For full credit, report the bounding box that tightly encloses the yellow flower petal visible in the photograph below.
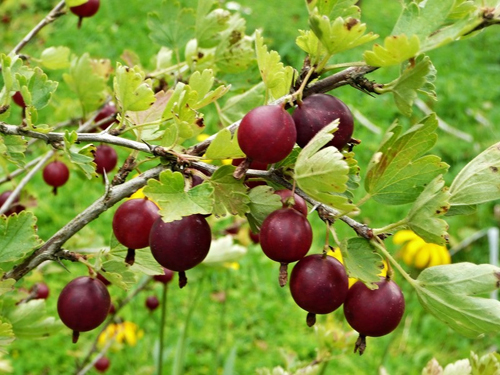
[223,262,240,270]
[413,246,431,269]
[197,134,210,142]
[393,230,419,245]
[221,159,232,165]
[400,237,426,266]
[327,248,343,264]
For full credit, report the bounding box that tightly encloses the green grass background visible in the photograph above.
[1,0,499,374]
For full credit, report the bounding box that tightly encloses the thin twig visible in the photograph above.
[0,156,43,185]
[0,150,54,215]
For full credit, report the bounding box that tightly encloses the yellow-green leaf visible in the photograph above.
[364,34,420,67]
[114,64,156,113]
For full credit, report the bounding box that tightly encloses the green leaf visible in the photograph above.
[109,235,164,276]
[341,238,384,289]
[144,170,214,222]
[63,53,107,116]
[365,115,449,205]
[0,135,27,168]
[255,31,295,101]
[246,186,282,233]
[1,54,32,104]
[470,352,500,375]
[392,0,456,43]
[127,90,172,141]
[188,69,230,109]
[295,121,356,213]
[363,34,420,67]
[114,64,156,113]
[66,0,88,6]
[0,321,14,353]
[377,55,437,116]
[295,30,327,65]
[344,151,360,196]
[449,142,500,206]
[40,46,71,70]
[6,299,63,339]
[220,83,265,127]
[446,204,476,217]
[147,1,195,51]
[414,262,500,338]
[207,165,250,217]
[63,131,96,179]
[306,0,360,19]
[0,279,15,297]
[205,128,245,160]
[309,14,378,56]
[16,67,58,110]
[407,175,450,245]
[0,211,43,263]
[195,0,231,48]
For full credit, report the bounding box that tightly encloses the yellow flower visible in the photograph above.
[327,248,387,287]
[98,321,144,349]
[196,134,210,142]
[394,230,451,269]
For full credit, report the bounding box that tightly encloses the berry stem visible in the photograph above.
[72,330,80,344]
[354,334,367,355]
[125,248,136,265]
[77,17,83,29]
[279,262,288,287]
[179,271,188,289]
[157,282,168,375]
[306,312,316,327]
[372,219,408,236]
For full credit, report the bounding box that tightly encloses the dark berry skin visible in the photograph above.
[31,282,50,299]
[149,214,211,287]
[274,189,308,216]
[290,254,348,316]
[145,296,160,311]
[57,276,111,343]
[112,198,160,250]
[94,145,118,174]
[95,103,117,130]
[43,161,70,189]
[153,267,175,284]
[237,105,296,164]
[344,279,405,338]
[292,94,354,151]
[94,356,110,373]
[0,190,25,215]
[12,91,26,108]
[260,208,312,286]
[70,0,100,18]
[108,303,116,315]
[260,208,312,263]
[249,229,260,244]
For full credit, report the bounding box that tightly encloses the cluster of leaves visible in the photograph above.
[0,0,499,365]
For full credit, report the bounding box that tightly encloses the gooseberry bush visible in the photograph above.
[0,0,500,373]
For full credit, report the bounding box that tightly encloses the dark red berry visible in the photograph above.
[274,189,308,216]
[0,190,25,215]
[108,303,116,315]
[149,214,211,288]
[70,0,100,18]
[153,267,175,284]
[57,276,111,343]
[292,94,354,151]
[249,229,260,244]
[95,103,117,130]
[12,91,26,108]
[43,161,70,194]
[191,174,204,187]
[112,198,160,264]
[145,296,160,311]
[290,254,348,326]
[237,105,296,164]
[31,282,50,299]
[94,356,110,373]
[343,278,405,355]
[94,145,118,175]
[260,208,312,287]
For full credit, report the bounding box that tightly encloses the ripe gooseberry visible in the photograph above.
[149,214,211,288]
[237,105,296,164]
[94,145,118,175]
[94,103,117,130]
[31,282,50,299]
[290,254,348,326]
[260,208,312,287]
[94,356,111,373]
[112,198,160,265]
[0,190,25,215]
[145,296,160,311]
[70,0,100,28]
[343,278,405,355]
[292,94,354,151]
[43,160,70,194]
[153,267,175,284]
[57,276,110,343]
[274,189,308,216]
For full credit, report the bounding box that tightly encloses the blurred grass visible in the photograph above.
[2,0,500,374]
